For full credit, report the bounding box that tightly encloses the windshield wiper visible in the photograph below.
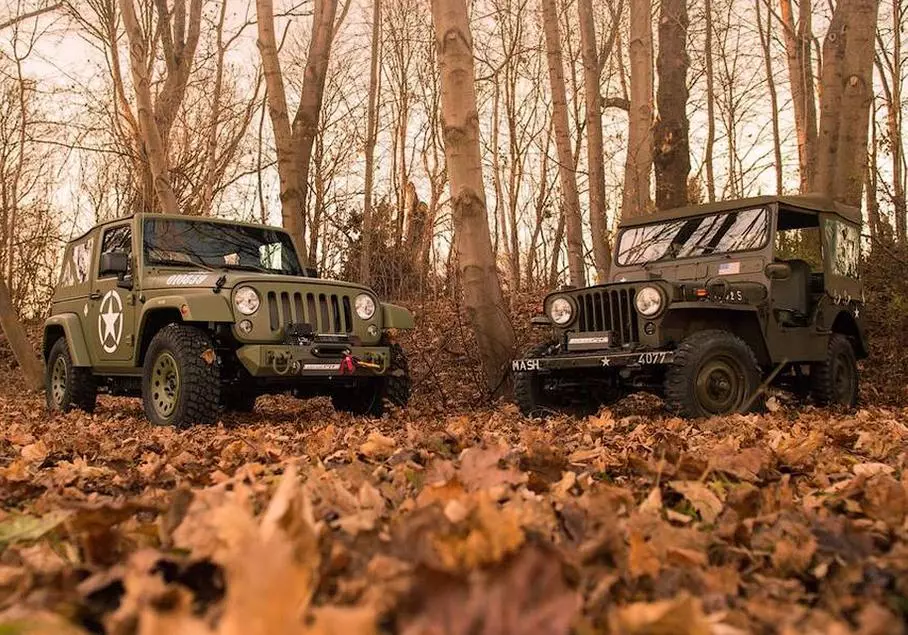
[221,263,271,273]
[148,258,216,271]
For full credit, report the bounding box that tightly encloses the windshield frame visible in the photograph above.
[614,205,772,267]
[140,217,303,277]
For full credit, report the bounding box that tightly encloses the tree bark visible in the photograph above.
[359,0,381,284]
[623,0,654,218]
[779,0,818,192]
[0,278,43,392]
[152,0,203,148]
[541,0,585,288]
[704,0,716,202]
[578,0,611,280]
[119,0,180,215]
[815,0,880,207]
[756,0,784,194]
[292,0,339,246]
[653,0,689,210]
[255,0,308,262]
[431,0,515,395]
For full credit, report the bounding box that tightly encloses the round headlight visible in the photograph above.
[635,286,664,316]
[354,293,376,320]
[234,286,260,315]
[549,297,573,325]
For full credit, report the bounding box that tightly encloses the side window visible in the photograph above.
[99,225,132,277]
[824,219,860,278]
[775,211,822,271]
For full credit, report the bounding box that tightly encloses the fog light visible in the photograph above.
[238,319,253,334]
[367,324,379,337]
[644,322,656,335]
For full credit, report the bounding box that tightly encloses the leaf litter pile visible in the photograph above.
[1,317,907,633]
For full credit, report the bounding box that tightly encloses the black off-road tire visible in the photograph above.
[142,324,220,428]
[665,330,762,419]
[514,342,555,417]
[221,389,258,413]
[45,338,97,413]
[331,343,411,417]
[810,334,858,407]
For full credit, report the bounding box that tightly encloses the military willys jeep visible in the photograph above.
[43,214,414,427]
[513,194,867,418]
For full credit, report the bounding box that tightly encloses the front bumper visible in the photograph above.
[511,348,675,372]
[236,344,389,377]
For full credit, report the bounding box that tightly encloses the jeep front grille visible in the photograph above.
[266,291,353,334]
[575,288,639,343]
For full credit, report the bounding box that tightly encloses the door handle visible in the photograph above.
[89,292,101,300]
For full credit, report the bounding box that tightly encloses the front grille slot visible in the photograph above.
[575,288,639,344]
[263,289,353,334]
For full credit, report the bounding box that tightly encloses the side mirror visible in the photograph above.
[100,251,129,277]
[765,263,791,280]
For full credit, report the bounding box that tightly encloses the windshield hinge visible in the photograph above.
[213,274,227,293]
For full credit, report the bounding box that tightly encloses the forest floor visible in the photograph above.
[0,297,906,635]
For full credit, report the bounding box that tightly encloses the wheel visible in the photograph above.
[331,342,410,417]
[45,338,97,413]
[810,334,858,407]
[514,342,553,417]
[221,390,258,413]
[664,330,762,418]
[142,324,220,427]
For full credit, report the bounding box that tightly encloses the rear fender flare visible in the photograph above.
[44,314,91,366]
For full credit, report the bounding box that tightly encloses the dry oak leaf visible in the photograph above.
[458,446,526,492]
[360,431,396,459]
[669,481,724,524]
[861,473,907,528]
[400,543,580,635]
[20,440,49,464]
[432,496,525,572]
[628,530,660,578]
[610,593,711,635]
[773,430,825,470]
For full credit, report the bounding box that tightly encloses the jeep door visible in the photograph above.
[84,222,138,366]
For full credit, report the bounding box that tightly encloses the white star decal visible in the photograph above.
[97,290,123,353]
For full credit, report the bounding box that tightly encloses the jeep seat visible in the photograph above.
[773,258,811,323]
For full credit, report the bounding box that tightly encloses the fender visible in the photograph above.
[44,314,91,366]
[381,302,415,330]
[825,307,869,358]
[140,293,233,324]
[660,303,772,364]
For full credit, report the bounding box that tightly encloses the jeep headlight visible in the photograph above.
[354,293,376,320]
[234,286,260,315]
[549,297,573,325]
[635,286,664,317]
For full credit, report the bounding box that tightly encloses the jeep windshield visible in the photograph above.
[143,219,303,276]
[616,206,769,266]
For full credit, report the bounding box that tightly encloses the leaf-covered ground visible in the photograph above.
[0,299,907,634]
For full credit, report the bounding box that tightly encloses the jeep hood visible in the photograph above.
[141,270,373,295]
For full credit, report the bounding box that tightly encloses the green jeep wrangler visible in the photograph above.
[514,194,867,418]
[43,214,414,427]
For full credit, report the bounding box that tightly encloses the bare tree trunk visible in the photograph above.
[360,0,381,283]
[624,0,654,217]
[0,278,42,391]
[866,105,883,240]
[255,0,308,262]
[815,0,880,207]
[201,0,228,215]
[779,0,818,192]
[119,0,180,215]
[653,0,689,210]
[541,0,585,287]
[704,0,716,202]
[431,0,515,396]
[152,0,203,148]
[578,0,611,280]
[293,0,340,244]
[757,0,784,194]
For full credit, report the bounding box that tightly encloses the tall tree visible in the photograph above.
[703,0,717,202]
[756,0,784,194]
[360,0,381,283]
[541,0,585,288]
[431,0,515,395]
[779,0,819,192]
[875,0,906,244]
[578,0,611,280]
[0,279,42,391]
[815,0,880,206]
[257,0,347,266]
[624,0,654,217]
[118,0,181,215]
[653,0,690,210]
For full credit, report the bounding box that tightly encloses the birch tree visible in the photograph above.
[431,0,515,395]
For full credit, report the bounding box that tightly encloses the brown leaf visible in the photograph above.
[359,432,396,459]
[628,530,660,578]
[861,474,907,528]
[610,594,711,635]
[458,446,526,492]
[20,440,48,464]
[669,481,724,524]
